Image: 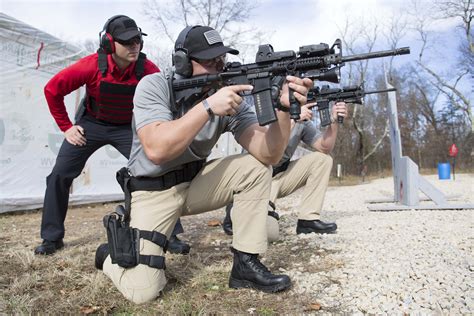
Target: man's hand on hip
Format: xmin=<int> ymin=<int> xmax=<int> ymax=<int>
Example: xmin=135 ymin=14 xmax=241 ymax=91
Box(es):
xmin=64 ymin=125 xmax=86 ymax=146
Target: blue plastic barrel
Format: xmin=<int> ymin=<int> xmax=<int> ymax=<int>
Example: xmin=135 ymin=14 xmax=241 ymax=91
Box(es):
xmin=437 ymin=162 xmax=451 ymax=180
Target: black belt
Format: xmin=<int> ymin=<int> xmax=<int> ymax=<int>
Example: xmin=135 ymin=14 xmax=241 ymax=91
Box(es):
xmin=128 ymin=160 xmax=205 ymax=192
xmin=116 ymin=160 xmax=205 ymax=222
xmin=116 ymin=160 xmax=205 ymax=194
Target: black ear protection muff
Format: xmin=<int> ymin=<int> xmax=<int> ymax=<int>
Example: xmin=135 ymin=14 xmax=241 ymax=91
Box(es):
xmin=172 ymin=26 xmax=199 ymax=78
xmin=99 ymin=15 xmax=144 ymax=54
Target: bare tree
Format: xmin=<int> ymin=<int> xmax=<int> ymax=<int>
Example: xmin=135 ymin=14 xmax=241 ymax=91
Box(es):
xmin=335 ymin=14 xmax=408 ymax=176
xmin=413 ymin=0 xmax=473 ymax=128
xmin=79 ymin=39 xmax=98 ymax=54
xmin=404 ymin=0 xmax=473 ymax=167
xmin=329 ymin=1 xmax=472 ymax=174
xmin=437 ymin=0 xmax=474 ymax=81
xmin=142 ymin=0 xmax=268 ymax=67
xmin=383 ymin=13 xmax=408 ymax=75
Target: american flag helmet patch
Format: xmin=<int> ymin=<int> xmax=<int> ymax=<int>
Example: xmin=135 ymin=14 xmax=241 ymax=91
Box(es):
xmin=203 ymin=30 xmax=223 ymax=45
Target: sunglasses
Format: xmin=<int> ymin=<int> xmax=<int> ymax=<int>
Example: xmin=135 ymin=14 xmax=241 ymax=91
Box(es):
xmin=194 ymin=55 xmax=227 ymax=68
xmin=116 ymin=36 xmax=142 ymax=46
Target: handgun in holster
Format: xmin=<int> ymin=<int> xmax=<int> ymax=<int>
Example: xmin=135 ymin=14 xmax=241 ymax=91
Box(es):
xmin=102 ymin=169 xmax=167 ymax=269
xmin=103 ymin=205 xmax=140 ymax=268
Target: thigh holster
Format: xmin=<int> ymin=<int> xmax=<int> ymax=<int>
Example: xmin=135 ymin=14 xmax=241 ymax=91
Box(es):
xmin=103 ymin=205 xmax=168 ymax=269
xmin=108 ymin=162 xmax=204 ymax=270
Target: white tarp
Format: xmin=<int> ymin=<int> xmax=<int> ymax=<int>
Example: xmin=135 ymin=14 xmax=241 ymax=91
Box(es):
xmin=0 ymin=13 xmax=126 ymax=213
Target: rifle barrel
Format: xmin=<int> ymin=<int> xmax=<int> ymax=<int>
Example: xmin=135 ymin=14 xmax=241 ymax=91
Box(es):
xmin=341 ymin=47 xmax=410 ymax=63
xmin=364 ymin=88 xmax=397 ymax=95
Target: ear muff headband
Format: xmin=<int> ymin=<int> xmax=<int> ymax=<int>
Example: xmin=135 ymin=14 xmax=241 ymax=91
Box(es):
xmin=174 ymin=25 xmax=195 ymax=52
xmin=172 ymin=25 xmax=200 ymax=77
xmin=103 ymin=15 xmax=128 ymax=34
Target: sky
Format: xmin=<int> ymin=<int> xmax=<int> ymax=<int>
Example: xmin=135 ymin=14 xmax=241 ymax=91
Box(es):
xmin=1 ymin=0 xmax=465 ymax=78
xmin=2 ymin=0 xmax=460 ymax=48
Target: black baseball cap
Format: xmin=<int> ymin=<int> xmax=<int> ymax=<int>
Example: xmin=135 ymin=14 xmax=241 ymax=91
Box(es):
xmin=107 ymin=15 xmax=147 ymax=41
xmin=179 ymin=26 xmax=238 ymax=60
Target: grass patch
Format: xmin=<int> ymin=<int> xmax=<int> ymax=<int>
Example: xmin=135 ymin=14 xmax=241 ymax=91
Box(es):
xmin=1 ymin=201 xmax=346 ymax=314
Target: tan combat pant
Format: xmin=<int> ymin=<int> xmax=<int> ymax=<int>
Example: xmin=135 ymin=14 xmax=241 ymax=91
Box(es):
xmin=270 ymin=151 xmax=333 ymax=220
xmin=103 ymin=154 xmax=271 ymax=303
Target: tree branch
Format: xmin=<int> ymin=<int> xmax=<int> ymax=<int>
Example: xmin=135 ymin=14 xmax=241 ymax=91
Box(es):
xmin=363 ymin=119 xmax=389 ymax=161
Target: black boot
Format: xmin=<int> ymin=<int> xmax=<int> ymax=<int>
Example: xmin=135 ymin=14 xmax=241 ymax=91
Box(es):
xmin=229 ymin=248 xmax=291 ymax=293
xmin=94 ymin=243 xmax=109 ymax=270
xmin=223 ymin=203 xmax=233 ymax=236
xmin=34 ymin=239 xmax=64 ymax=255
xmin=168 ymin=235 xmax=191 ymax=255
xmin=296 ymin=219 xmax=337 ymax=234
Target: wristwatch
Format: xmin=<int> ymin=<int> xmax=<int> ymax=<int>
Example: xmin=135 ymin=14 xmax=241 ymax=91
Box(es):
xmin=202 ymin=99 xmax=214 ymax=118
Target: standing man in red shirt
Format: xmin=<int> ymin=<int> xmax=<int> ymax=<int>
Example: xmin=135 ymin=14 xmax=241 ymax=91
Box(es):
xmin=35 ymin=15 xmax=165 ymax=255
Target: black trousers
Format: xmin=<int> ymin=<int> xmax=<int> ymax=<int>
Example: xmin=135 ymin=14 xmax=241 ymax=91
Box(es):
xmin=40 ymin=113 xmax=183 ymax=241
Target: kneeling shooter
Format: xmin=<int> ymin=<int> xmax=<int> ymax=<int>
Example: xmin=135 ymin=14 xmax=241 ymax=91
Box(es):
xmin=96 ymin=25 xmax=312 ymax=303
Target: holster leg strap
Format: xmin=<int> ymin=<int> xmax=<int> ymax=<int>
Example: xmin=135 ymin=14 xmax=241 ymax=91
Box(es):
xmin=138 ymin=254 xmax=166 ymax=269
xmin=138 ymin=229 xmax=169 ymax=253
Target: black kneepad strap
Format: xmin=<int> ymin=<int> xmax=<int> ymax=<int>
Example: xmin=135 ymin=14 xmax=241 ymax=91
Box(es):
xmin=103 ymin=211 xmax=168 ymax=269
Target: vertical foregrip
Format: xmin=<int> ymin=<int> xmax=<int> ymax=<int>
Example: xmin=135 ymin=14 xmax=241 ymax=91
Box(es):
xmin=337 ymin=114 xmax=344 ymax=124
xmin=336 ymin=98 xmax=344 ymax=124
xmin=289 ymin=87 xmax=300 ymax=120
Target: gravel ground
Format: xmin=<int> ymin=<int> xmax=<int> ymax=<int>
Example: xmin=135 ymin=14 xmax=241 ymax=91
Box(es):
xmin=273 ymin=173 xmax=473 ymax=314
xmin=3 ymin=174 xmax=470 ymax=314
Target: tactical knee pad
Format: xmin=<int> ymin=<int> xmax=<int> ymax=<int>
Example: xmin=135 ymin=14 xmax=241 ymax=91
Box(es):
xmin=267 ymin=210 xmax=280 ymax=242
xmin=266 ymin=201 xmax=280 ymax=242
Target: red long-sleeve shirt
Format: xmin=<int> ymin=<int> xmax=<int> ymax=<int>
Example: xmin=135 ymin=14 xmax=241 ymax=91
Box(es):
xmin=44 ymin=53 xmax=160 ymax=131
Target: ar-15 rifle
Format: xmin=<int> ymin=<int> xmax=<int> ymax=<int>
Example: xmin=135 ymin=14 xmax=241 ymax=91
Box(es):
xmin=171 ymin=39 xmax=409 ymax=126
xmin=307 ymin=85 xmax=397 ymax=127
